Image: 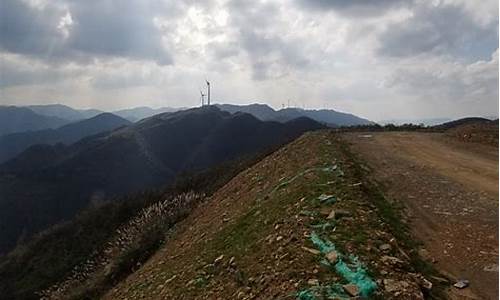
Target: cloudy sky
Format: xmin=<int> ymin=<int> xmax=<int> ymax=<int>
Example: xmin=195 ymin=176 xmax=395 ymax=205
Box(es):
xmin=0 ymin=0 xmax=498 ymax=121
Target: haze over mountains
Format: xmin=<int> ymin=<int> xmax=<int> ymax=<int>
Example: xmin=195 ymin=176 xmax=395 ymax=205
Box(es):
xmin=0 ymin=113 xmax=131 ymax=163
xmin=28 ymin=104 xmax=103 ymax=121
xmin=0 ymin=106 xmax=324 ymax=254
xmin=1 ymin=103 xmax=373 ymax=132
xmin=216 ymin=104 xmax=373 ymax=126
xmin=18 ymin=104 xmax=180 ymax=123
xmin=0 ymin=106 xmax=70 ymax=136
xmin=113 ymin=107 xmax=181 ymax=122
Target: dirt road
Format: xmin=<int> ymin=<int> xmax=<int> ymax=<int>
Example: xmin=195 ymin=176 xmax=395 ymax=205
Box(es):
xmin=344 ymin=132 xmax=498 ymax=299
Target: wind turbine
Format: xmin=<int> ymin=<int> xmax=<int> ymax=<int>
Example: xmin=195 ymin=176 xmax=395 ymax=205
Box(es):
xmin=200 ymin=90 xmax=206 ymax=106
xmin=205 ymin=80 xmax=211 ymax=106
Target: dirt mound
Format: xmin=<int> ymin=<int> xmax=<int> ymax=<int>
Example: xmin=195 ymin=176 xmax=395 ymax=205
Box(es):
xmin=445 ymin=121 xmax=498 ymax=146
xmin=104 ymin=130 xmax=441 ymax=300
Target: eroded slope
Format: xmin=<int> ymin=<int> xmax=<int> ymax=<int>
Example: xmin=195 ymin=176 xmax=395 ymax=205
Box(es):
xmin=106 ymin=130 xmax=439 ymax=299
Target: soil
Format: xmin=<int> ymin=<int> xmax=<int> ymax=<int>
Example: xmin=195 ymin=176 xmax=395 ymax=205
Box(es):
xmin=445 ymin=121 xmax=498 ymax=147
xmin=104 ymin=131 xmax=434 ymax=299
xmin=343 ymin=131 xmax=499 ymax=299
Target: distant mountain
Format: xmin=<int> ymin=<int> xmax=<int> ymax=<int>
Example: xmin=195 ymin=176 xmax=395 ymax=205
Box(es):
xmin=113 ymin=106 xmax=181 ymax=122
xmin=28 ymin=104 xmax=103 ymax=121
xmin=216 ymin=104 xmax=277 ymax=121
xmin=0 ymin=106 xmax=70 ymax=136
xmin=433 ymin=117 xmax=494 ymax=130
xmin=0 ymin=106 xmax=324 ymax=254
xmin=278 ymin=108 xmax=373 ymax=126
xmin=27 ymin=104 xmax=181 ymax=122
xmin=0 ymin=113 xmax=131 ymax=163
xmin=379 ymin=118 xmax=451 ymax=126
xmin=216 ymin=103 xmax=372 ymax=126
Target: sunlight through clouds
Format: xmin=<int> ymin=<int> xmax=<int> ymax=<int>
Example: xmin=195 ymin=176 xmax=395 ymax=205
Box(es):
xmin=0 ymin=0 xmax=497 ymax=120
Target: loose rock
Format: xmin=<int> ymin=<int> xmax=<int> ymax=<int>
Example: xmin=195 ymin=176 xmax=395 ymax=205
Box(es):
xmin=214 ymin=255 xmax=224 ymax=264
xmin=302 ymin=246 xmax=320 ymax=255
xmin=419 ymin=277 xmax=433 ymax=290
xmin=453 ymin=279 xmax=469 ymax=289
xmin=379 ymin=244 xmax=392 ymax=252
xmin=483 ymin=264 xmax=498 ymax=272
xmin=325 ymin=251 xmax=338 ymax=264
xmin=343 ymin=284 xmax=359 ymax=296
xmin=381 ymin=255 xmax=404 ymax=265
xmin=384 ymin=279 xmax=410 ymax=293
xmin=307 ymin=279 xmax=319 ymax=286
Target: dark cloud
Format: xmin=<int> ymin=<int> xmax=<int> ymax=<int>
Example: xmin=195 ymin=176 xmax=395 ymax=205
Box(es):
xmin=239 ymin=29 xmax=310 ymax=80
xmin=0 ymin=0 xmax=66 ymax=57
xmin=378 ymin=2 xmax=498 ymax=60
xmin=65 ymin=0 xmax=172 ymax=65
xmin=0 ymin=0 xmax=173 ymax=64
xmin=226 ymin=0 xmax=311 ymax=80
xmin=295 ymin=0 xmax=414 ymax=17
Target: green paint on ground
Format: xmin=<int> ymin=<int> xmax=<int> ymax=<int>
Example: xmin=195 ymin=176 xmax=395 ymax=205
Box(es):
xmin=295 ymin=232 xmax=377 ymax=299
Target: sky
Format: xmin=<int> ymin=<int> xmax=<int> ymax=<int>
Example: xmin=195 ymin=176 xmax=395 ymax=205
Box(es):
xmin=0 ymin=0 xmax=498 ymax=121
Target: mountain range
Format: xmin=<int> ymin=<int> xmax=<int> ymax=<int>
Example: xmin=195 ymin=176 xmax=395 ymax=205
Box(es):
xmin=28 ymin=104 xmax=103 ymax=121
xmin=0 ymin=106 xmax=70 ymax=136
xmin=0 ymin=113 xmax=131 ymax=163
xmin=0 ymin=106 xmax=324 ymax=254
xmin=3 ymin=103 xmax=372 ymax=132
xmin=378 ymin=118 xmax=452 ymax=126
xmin=26 ymin=104 xmax=181 ymax=123
xmin=113 ymin=106 xmax=181 ymax=122
xmin=216 ymin=103 xmax=373 ymax=126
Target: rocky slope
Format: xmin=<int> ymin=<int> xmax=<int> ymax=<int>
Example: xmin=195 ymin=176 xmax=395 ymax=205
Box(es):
xmin=102 ymin=130 xmax=441 ymax=300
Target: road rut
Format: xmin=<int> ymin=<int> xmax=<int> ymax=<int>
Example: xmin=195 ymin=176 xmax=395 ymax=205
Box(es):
xmin=344 ymin=132 xmax=498 ymax=299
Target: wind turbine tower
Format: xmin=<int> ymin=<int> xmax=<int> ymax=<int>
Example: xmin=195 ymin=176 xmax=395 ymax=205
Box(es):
xmin=200 ymin=90 xmax=206 ymax=106
xmin=206 ymin=80 xmax=211 ymax=105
